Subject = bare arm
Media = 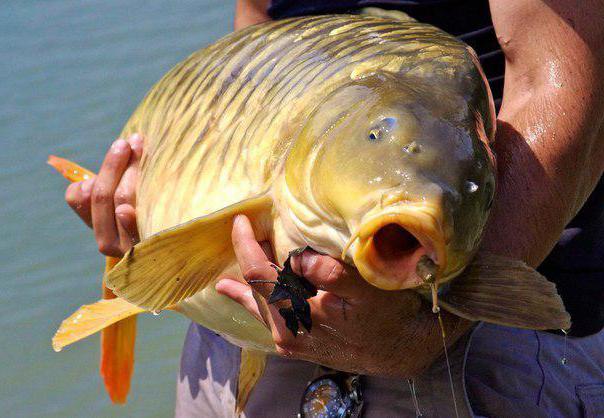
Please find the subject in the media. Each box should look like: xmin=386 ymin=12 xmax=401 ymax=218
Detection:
xmin=235 ymin=0 xmax=271 ymax=31
xmin=484 ymin=0 xmax=604 ymax=266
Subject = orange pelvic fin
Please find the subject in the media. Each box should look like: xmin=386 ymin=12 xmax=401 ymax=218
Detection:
xmin=101 ymin=257 xmax=139 ymax=404
xmin=100 ymin=306 xmax=138 ymax=404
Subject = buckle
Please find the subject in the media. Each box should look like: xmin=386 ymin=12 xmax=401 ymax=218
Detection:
xmin=298 ymin=372 xmax=364 ymax=418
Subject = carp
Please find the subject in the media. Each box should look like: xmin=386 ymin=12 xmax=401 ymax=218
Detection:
xmin=51 ymin=13 xmax=570 ymax=412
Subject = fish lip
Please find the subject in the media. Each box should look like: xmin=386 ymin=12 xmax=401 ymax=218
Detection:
xmin=345 ymin=205 xmax=447 ymax=290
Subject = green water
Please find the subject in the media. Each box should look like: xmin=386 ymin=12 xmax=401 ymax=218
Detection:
xmin=0 ymin=2 xmax=234 ymax=416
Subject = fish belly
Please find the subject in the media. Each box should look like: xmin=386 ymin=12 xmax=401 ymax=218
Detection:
xmin=177 ymin=280 xmax=276 ymax=352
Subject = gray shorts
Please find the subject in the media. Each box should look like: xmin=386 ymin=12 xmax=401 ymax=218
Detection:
xmin=175 ymin=323 xmax=604 ymax=417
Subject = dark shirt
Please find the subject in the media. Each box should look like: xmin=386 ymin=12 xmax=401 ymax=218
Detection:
xmin=268 ymin=0 xmax=604 ymax=336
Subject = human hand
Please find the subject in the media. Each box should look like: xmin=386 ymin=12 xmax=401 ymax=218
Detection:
xmin=65 ymin=134 xmax=143 ymax=257
xmin=216 ymin=215 xmax=470 ymax=377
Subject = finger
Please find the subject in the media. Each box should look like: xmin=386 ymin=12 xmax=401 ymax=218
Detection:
xmin=215 ymin=278 xmax=266 ymax=324
xmin=114 ymin=134 xmax=143 ymax=250
xmin=230 ymin=216 xmax=339 ymax=355
xmin=115 ymin=204 xmax=139 ymax=246
xmin=269 ymin=299 xmax=334 ymax=360
xmin=231 ymin=215 xmax=321 ymax=339
xmin=128 ymin=133 xmax=144 ymax=160
xmin=65 ymin=178 xmax=95 ymax=228
xmin=231 ymin=215 xmax=278 ymax=299
xmin=216 ymin=275 xmax=319 ymax=358
xmin=289 ymin=249 xmax=373 ymax=300
xmin=91 ymin=139 xmax=131 ymax=257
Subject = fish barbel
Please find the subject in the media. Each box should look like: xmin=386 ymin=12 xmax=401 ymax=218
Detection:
xmin=52 ymin=13 xmax=569 ymax=411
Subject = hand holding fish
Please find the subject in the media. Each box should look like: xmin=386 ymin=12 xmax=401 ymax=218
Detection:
xmin=64 ymin=134 xmax=143 ymax=257
xmin=51 ymin=133 xmax=144 ymax=403
xmin=216 ymin=214 xmax=469 ymax=377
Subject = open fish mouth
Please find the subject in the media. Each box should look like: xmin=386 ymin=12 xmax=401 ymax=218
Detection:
xmin=344 ymin=205 xmax=447 ymax=290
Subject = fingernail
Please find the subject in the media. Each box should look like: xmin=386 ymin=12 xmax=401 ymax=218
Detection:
xmin=129 ymin=133 xmax=143 ymax=147
xmin=300 ymin=251 xmax=319 ymax=273
xmin=233 ymin=214 xmax=244 ymax=226
xmin=116 ymin=212 xmax=127 ymax=229
xmin=111 ymin=139 xmax=128 ymax=154
xmin=81 ymin=178 xmax=94 ymax=194
xmin=116 ymin=212 xmax=131 ymax=230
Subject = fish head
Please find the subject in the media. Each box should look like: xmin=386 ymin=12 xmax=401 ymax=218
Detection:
xmin=288 ymin=72 xmax=495 ymax=290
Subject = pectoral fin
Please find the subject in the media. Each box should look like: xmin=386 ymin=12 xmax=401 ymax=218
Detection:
xmin=439 ymin=253 xmax=571 ymax=330
xmin=236 ymin=349 xmax=267 ymax=415
xmin=105 ymin=194 xmax=274 ymax=312
xmin=52 ymin=298 xmax=145 ymax=352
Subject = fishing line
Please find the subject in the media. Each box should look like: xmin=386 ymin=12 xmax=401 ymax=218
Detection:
xmin=407 ymin=378 xmax=423 ymax=417
xmin=431 ymin=283 xmax=460 ymax=418
xmin=417 ymin=257 xmax=459 ymax=417
xmin=560 ymin=328 xmax=569 ymax=366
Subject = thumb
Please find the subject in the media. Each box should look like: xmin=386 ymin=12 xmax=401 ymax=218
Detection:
xmin=290 ymin=250 xmax=374 ymax=300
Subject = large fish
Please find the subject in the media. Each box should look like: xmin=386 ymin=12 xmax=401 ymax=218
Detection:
xmin=52 ymin=12 xmax=570 ymax=412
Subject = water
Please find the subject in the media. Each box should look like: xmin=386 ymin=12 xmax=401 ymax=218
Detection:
xmin=0 ymin=1 xmax=234 ymax=417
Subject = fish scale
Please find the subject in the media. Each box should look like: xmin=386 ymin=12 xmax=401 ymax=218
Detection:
xmin=127 ymin=16 xmax=469 ymax=239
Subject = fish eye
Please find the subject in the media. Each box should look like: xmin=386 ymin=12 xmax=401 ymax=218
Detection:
xmin=381 ymin=117 xmax=397 ymax=128
xmin=465 ymin=180 xmax=479 ymax=194
xmin=368 ymin=117 xmax=396 ymax=142
xmin=368 ymin=129 xmax=382 ymax=141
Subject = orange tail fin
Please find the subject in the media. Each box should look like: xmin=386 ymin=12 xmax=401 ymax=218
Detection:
xmin=48 ymin=155 xmax=138 ymax=404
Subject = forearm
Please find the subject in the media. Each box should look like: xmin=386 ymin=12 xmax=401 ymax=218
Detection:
xmin=483 ymin=0 xmax=604 ymax=267
xmin=235 ymin=0 xmax=271 ymax=31
xmin=484 ymin=86 xmax=603 ymax=266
